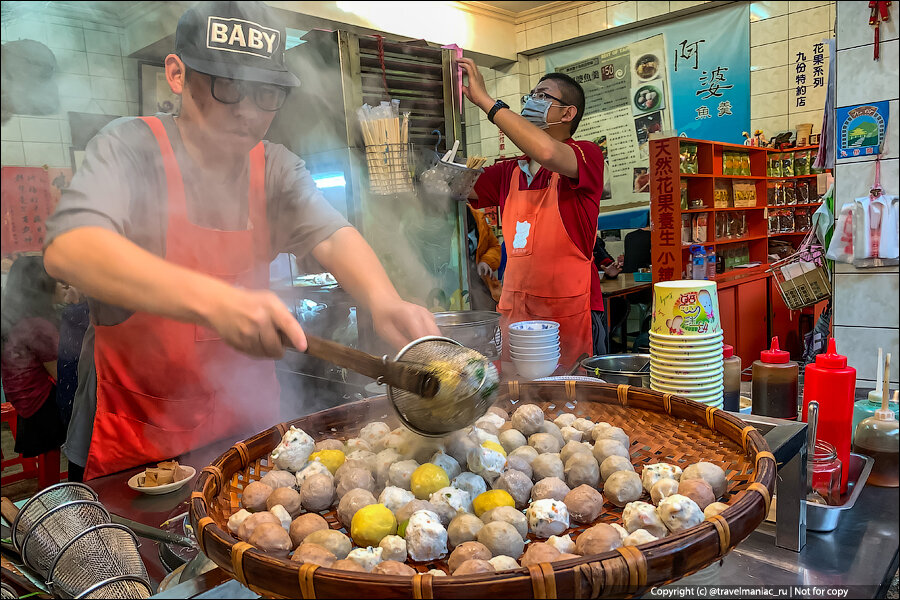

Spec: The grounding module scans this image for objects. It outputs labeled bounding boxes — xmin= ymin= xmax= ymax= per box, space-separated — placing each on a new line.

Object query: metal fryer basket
xmin=19 ymin=500 xmax=110 ymax=578
xmin=11 ymin=483 xmax=98 ymax=550
xmin=48 ymin=523 xmax=151 ymax=599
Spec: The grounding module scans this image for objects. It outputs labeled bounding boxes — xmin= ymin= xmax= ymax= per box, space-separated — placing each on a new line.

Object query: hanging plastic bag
xmin=826 ymin=204 xmax=855 ymax=263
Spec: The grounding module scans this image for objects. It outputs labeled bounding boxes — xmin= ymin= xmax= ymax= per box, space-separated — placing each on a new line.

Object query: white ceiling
xmin=473 ymin=1 xmax=557 ymax=14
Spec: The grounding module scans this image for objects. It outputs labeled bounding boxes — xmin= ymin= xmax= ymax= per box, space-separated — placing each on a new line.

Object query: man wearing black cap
xmin=43 ymin=1 xmax=439 ymax=481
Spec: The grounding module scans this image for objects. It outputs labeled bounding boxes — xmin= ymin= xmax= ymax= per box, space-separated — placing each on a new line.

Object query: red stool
xmin=1 ymin=403 xmax=64 ymax=488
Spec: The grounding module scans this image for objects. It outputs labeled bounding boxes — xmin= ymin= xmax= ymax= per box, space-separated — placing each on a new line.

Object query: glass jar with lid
xmin=811 ymin=440 xmax=842 ymax=505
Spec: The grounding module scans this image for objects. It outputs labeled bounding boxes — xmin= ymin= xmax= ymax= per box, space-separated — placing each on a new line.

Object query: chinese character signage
xmin=649 ymin=138 xmax=680 ymax=282
xmin=544 ymin=4 xmax=750 ymax=211
xmin=1 ymin=167 xmax=66 ymax=256
xmin=836 ymin=101 xmax=889 ymax=158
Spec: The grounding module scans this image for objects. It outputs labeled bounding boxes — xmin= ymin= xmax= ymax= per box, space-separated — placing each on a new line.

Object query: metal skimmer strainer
xmin=48 ymin=524 xmax=151 ymax=599
xmin=388 ymin=336 xmax=499 ymax=436
xmin=11 ymin=482 xmax=98 ymax=551
xmin=19 ymin=500 xmax=110 ymax=578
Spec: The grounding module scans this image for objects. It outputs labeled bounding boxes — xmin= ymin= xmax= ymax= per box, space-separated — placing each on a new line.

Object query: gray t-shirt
xmin=46 ymin=114 xmax=351 ymax=467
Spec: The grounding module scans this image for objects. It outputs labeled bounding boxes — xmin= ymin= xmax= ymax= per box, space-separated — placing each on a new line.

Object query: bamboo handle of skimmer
xmin=1 ymin=497 xmax=19 ymax=525
xmin=287 ymin=334 xmax=440 ymax=399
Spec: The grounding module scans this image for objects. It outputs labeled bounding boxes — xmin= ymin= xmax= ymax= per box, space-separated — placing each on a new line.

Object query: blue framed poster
xmin=836 ymin=101 xmax=889 ymax=159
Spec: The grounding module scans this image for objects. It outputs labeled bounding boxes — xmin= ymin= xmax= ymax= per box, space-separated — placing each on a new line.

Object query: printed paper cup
xmin=650 ymin=367 xmax=724 ymax=383
xmin=651 ymin=281 xmax=720 ymax=336
xmin=650 ymin=360 xmax=724 ymax=374
xmin=650 ymin=330 xmax=723 ymax=343
xmin=650 ymin=347 xmax=724 ymax=363
xmin=651 ymin=377 xmax=724 ymax=395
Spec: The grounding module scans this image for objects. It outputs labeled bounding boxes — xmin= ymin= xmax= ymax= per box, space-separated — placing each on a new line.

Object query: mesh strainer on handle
xmin=19 ymin=500 xmax=111 ymax=578
xmin=388 ymin=336 xmax=499 ymax=437
xmin=11 ymin=483 xmax=98 ymax=550
xmin=48 ymin=523 xmax=151 ymax=599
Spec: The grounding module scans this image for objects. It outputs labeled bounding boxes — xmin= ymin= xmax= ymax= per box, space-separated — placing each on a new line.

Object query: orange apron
xmin=499 ymin=168 xmax=592 ymax=372
xmin=84 ymin=116 xmax=280 ymax=480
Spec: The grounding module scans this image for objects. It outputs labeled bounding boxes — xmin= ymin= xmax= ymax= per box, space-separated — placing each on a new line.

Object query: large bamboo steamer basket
xmin=190 ymin=380 xmax=775 ymax=598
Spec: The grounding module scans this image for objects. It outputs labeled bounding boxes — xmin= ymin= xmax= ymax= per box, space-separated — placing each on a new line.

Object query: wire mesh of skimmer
xmin=11 ymin=483 xmax=98 ymax=550
xmin=388 ymin=336 xmax=499 ymax=437
xmin=48 ymin=524 xmax=151 ymax=599
xmin=19 ymin=500 xmax=110 ymax=578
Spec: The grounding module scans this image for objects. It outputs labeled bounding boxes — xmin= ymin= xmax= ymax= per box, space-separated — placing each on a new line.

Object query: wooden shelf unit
xmin=650 ymin=139 xmax=828 ymax=284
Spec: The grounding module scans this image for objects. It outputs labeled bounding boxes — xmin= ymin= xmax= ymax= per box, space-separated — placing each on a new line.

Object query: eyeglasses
xmin=207 ymin=74 xmax=290 ymax=111
xmin=522 ymin=91 xmax=570 ymax=106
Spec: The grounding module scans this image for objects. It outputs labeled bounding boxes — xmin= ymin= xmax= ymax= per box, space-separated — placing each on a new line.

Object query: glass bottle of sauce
xmin=723 ymin=344 xmax=742 ymax=412
xmin=853 ymin=392 xmax=899 ymax=488
xmin=751 ymin=337 xmax=799 ymax=419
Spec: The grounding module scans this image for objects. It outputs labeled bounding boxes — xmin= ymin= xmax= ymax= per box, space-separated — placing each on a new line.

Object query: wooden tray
xmin=190 ymin=381 xmax=775 ymax=598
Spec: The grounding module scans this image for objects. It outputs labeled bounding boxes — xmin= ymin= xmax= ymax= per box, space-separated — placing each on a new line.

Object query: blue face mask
xmin=521 ymin=96 xmax=564 ymax=129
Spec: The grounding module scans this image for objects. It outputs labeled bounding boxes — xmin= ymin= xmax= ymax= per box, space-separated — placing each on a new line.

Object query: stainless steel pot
xmin=579 ymin=354 xmax=651 ymax=388
xmin=433 ymin=311 xmax=501 ymax=361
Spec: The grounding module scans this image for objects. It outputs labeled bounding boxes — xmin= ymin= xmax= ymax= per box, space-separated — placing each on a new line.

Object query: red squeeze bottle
xmin=802 ymin=338 xmax=857 ymax=494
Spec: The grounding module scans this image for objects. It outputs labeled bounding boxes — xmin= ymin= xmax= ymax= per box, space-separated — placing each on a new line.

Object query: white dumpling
xmin=553 ymin=413 xmax=576 ymax=429
xmin=489 ymin=555 xmax=521 ymax=571
xmin=467 ymin=445 xmax=506 ymax=482
xmin=604 ymin=470 xmax=643 ymax=507
xmin=430 ymin=451 xmax=462 ymax=481
xmin=405 ymin=510 xmax=448 ymax=562
xmin=622 ymin=501 xmax=667 ymax=538
xmin=228 ymin=509 xmax=252 ymax=535
xmin=560 ymin=426 xmax=583 ymax=443
xmin=526 ymin=499 xmax=570 ymax=538
xmin=374 ymin=449 xmax=401 ymax=488
xmin=658 ymin=494 xmax=703 ymax=533
xmin=269 ymin=504 xmax=292 ymax=530
xmin=379 ymin=535 xmax=407 ymax=562
xmin=270 ymin=426 xmax=314 ymax=472
xmin=345 ymin=438 xmax=372 ymax=454
xmin=623 ymin=528 xmax=659 ymax=546
xmin=346 ymin=546 xmax=383 ymax=572
xmin=499 ymin=429 xmax=527 ymax=454
xmin=641 ymin=464 xmax=683 ymax=493
xmin=295 ymin=460 xmax=333 ymax=488
xmin=476 ymin=411 xmax=506 ymax=430
xmin=571 ymin=418 xmax=595 ymax=435
xmin=546 ymin=534 xmax=575 ymax=554
xmin=429 ymin=487 xmax=472 ymax=525
xmin=379 ymin=486 xmax=416 ymax=514
xmin=359 ymin=422 xmax=391 ymax=452
xmin=452 ymin=472 xmax=488 ymax=499
xmin=388 ymin=459 xmax=420 ymax=490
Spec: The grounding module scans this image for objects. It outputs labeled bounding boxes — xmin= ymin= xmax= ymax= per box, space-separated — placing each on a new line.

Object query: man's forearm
xmin=43 ymin=227 xmax=230 ymax=328
xmin=311 ymin=227 xmax=401 ymax=309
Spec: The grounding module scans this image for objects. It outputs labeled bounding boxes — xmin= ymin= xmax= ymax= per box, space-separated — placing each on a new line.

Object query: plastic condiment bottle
xmin=853 ymin=391 xmax=899 ymax=488
xmin=751 ymin=337 xmax=799 ymax=419
xmin=723 ymin=344 xmax=742 ymax=412
xmin=852 ymin=348 xmax=899 ymax=437
xmin=801 ymin=338 xmax=856 ymax=494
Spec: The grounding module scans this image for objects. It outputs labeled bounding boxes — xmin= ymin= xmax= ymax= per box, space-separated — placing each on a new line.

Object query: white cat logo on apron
xmin=513 ymin=220 xmax=532 ymax=249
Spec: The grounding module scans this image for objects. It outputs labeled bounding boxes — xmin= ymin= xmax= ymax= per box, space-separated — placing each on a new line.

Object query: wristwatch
xmin=487 ymin=99 xmax=509 ymax=124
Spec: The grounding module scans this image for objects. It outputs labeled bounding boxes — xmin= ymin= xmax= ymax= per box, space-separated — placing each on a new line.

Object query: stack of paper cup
xmin=649 ymin=281 xmax=724 ymax=407
xmin=508 ymin=320 xmax=560 ymax=380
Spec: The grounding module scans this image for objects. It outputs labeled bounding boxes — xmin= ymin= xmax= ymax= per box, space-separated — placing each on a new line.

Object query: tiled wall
xmin=1 ymin=9 xmax=139 ymax=169
xmin=832 ymin=1 xmax=899 ymax=388
xmin=466 ymin=1 xmax=836 ymax=166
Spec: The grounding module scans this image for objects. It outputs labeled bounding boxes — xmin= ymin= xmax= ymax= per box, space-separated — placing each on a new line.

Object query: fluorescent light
xmin=313 ymin=173 xmax=346 ymax=189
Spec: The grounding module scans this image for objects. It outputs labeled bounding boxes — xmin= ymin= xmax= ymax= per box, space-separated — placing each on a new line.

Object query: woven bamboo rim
xmin=190 ymin=381 xmax=774 ymax=598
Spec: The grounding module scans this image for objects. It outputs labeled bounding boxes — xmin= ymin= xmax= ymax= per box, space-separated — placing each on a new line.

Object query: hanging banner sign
xmin=836 ymin=101 xmax=889 ymax=158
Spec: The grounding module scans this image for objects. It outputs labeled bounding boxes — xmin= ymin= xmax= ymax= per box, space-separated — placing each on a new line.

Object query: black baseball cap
xmin=175 ymin=1 xmax=300 ymax=87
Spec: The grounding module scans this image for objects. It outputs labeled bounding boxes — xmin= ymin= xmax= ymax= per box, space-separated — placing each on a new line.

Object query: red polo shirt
xmin=471 ymin=138 xmax=605 ymax=310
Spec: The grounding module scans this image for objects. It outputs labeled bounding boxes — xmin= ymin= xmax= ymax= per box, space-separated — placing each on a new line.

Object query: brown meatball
xmin=303 ymin=529 xmax=352 ymax=559
xmin=505 ymin=456 xmax=533 ymax=480
xmin=248 ymin=522 xmax=292 ymax=553
xmin=449 ymin=541 xmax=492 ymax=573
xmin=564 ymin=453 xmax=600 ymax=488
xmin=335 ymin=467 xmax=375 ymax=499
xmin=453 ymin=559 xmax=495 ymax=575
xmin=260 ymin=470 xmax=297 ymax=490
xmin=528 ymin=432 xmax=561 ymax=455
xmin=266 ymin=487 xmax=303 ymax=516
xmin=556 ymin=552 xmax=580 ymax=561
xmin=300 ymin=473 xmax=334 ymax=512
xmin=330 ymin=558 xmax=366 ymax=572
xmin=336 ymin=488 xmax=377 ymax=528
xmin=678 ymin=478 xmax=716 ymax=510
xmin=603 ymin=470 xmax=643 ymax=508
xmin=682 ymin=462 xmax=728 ymax=498
xmin=241 ymin=481 xmax=273 ymax=512
xmin=291 ymin=543 xmax=337 ymax=567
xmin=493 ymin=469 xmax=533 ymax=509
xmin=315 ymin=438 xmax=345 ymax=452
xmin=574 ymin=523 xmax=622 ymax=556
xmin=520 ymin=542 xmax=561 ymax=567
xmin=564 ymin=484 xmax=605 ymax=524
xmin=238 ymin=511 xmax=281 ymax=540
xmin=531 ymin=454 xmax=564 ymax=481
xmin=289 ymin=513 xmax=329 ymax=547
xmin=599 ymin=455 xmax=635 ymax=482
xmin=480 ymin=505 xmax=528 ymax=539
xmin=448 ymin=513 xmax=485 ymax=549
xmin=476 ymin=521 xmax=525 ymax=559
xmin=531 ymin=477 xmax=571 ymax=502
xmin=372 ymin=560 xmax=417 ymax=576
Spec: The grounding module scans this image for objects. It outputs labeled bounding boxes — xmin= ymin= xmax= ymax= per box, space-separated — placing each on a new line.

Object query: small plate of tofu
xmin=128 ymin=460 xmax=196 ymax=495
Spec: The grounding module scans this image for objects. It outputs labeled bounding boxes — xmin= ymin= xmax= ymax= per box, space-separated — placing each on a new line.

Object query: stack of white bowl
xmin=649 ymin=281 xmax=724 ymax=407
xmin=508 ymin=320 xmax=560 ymax=380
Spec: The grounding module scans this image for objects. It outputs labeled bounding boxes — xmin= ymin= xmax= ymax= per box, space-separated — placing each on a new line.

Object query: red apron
xmin=499 ymin=168 xmax=592 ymax=372
xmin=84 ymin=116 xmax=280 ymax=480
